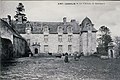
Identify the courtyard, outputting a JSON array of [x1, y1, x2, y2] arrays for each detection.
[[1, 56, 120, 80]]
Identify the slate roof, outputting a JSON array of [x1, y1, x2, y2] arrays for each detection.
[[13, 17, 97, 34], [27, 21, 81, 34]]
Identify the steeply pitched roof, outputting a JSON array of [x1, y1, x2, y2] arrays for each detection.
[[12, 17, 97, 34], [27, 21, 80, 34], [0, 19, 25, 40], [80, 17, 97, 32]]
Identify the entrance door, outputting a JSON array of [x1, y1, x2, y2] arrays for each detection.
[[110, 50, 113, 58], [35, 48, 38, 54]]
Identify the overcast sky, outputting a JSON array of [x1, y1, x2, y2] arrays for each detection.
[[0, 1, 120, 38]]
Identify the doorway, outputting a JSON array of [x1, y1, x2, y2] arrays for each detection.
[[110, 50, 113, 58], [35, 48, 38, 54]]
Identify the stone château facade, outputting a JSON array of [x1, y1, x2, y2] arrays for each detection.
[[14, 16, 97, 56]]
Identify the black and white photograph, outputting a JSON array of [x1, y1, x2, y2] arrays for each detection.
[[0, 0, 120, 80]]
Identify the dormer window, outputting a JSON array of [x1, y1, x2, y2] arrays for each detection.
[[26, 22, 32, 34], [26, 21, 31, 28], [67, 26, 72, 33], [58, 26, 63, 33], [26, 27, 31, 34], [44, 25, 48, 32], [26, 23, 30, 27], [34, 22, 37, 26]]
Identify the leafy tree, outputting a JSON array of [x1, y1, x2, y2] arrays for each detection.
[[114, 36, 120, 55], [97, 26, 112, 55], [16, 3, 25, 12], [14, 3, 27, 22]]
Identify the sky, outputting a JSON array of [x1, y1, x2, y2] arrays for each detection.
[[0, 1, 120, 38]]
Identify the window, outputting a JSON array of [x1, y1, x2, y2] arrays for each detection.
[[58, 26, 63, 33], [34, 22, 38, 27], [68, 35, 72, 42], [68, 45, 72, 52], [35, 48, 38, 54], [44, 26, 48, 32], [44, 35, 48, 42], [44, 45, 48, 53], [58, 35, 62, 42], [58, 45, 63, 53], [86, 23, 92, 31], [26, 27, 31, 34], [67, 26, 72, 33], [27, 39, 30, 46], [26, 23, 30, 27]]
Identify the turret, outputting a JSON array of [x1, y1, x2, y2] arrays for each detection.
[[80, 17, 97, 56]]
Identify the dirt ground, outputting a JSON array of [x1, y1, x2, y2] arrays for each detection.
[[1, 56, 120, 80]]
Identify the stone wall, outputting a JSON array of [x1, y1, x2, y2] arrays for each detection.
[[81, 32, 88, 56], [0, 19, 30, 60], [13, 36, 30, 57], [1, 38, 13, 60], [92, 32, 97, 53], [81, 32, 97, 56], [0, 19, 13, 43], [21, 33, 80, 54]]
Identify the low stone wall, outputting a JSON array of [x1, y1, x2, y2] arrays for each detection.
[[13, 36, 31, 58]]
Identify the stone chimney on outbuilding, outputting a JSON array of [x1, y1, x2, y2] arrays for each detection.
[[7, 15, 12, 25], [2, 15, 12, 25]]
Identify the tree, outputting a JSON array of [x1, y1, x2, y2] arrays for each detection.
[[16, 3, 25, 12], [97, 26, 112, 55], [99, 26, 110, 35], [114, 36, 120, 44], [14, 3, 27, 22], [114, 36, 120, 55]]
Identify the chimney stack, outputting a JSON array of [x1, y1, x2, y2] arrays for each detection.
[[63, 17, 67, 23], [7, 15, 11, 25]]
